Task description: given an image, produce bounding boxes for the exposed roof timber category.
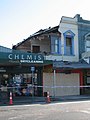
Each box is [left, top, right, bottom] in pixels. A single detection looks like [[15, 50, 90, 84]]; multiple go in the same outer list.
[[13, 25, 60, 48]]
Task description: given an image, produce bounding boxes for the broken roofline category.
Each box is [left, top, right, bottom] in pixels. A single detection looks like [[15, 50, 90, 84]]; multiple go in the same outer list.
[[14, 25, 59, 48]]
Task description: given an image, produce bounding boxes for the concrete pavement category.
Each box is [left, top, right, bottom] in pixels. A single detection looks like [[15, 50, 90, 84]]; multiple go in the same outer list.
[[1, 100, 90, 120], [1, 95, 90, 106]]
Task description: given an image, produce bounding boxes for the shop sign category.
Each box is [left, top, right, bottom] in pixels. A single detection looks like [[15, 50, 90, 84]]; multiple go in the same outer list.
[[31, 67, 35, 72], [0, 52, 44, 63]]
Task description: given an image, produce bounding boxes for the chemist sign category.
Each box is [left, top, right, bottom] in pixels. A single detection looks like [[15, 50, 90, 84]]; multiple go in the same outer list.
[[0, 51, 44, 64]]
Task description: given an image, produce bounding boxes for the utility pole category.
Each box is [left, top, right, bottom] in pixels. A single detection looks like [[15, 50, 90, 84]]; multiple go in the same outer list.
[[53, 69, 56, 98], [31, 66, 35, 103]]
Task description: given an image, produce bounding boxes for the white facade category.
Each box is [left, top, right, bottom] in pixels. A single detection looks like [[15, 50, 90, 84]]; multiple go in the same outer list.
[[43, 15, 81, 97], [58, 15, 79, 62]]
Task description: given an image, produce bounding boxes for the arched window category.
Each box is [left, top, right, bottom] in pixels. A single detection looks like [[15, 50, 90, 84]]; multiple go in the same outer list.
[[85, 33, 90, 52], [63, 30, 75, 55]]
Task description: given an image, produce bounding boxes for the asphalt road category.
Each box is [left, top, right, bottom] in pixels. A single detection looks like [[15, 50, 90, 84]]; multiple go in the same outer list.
[[0, 100, 90, 120]]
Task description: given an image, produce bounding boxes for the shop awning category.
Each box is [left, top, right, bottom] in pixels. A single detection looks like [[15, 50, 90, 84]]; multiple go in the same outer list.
[[43, 60, 53, 65], [53, 60, 90, 69]]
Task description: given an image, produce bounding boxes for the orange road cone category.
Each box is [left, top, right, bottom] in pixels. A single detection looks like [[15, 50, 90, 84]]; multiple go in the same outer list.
[[46, 92, 51, 103], [9, 92, 13, 105]]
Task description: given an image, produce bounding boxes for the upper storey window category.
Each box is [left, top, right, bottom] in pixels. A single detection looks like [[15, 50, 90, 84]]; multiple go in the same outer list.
[[63, 30, 75, 55], [85, 33, 90, 52], [51, 36, 61, 54]]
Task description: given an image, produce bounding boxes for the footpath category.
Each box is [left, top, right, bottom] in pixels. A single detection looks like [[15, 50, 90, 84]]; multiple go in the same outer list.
[[0, 95, 90, 106]]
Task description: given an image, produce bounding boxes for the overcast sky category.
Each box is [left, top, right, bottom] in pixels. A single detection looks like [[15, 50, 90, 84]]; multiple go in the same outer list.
[[0, 0, 90, 48]]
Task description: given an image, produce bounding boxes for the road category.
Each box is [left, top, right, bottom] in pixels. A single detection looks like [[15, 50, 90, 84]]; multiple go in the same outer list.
[[0, 100, 90, 120]]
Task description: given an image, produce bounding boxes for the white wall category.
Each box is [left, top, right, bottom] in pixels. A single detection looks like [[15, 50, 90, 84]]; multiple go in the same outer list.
[[58, 15, 79, 62]]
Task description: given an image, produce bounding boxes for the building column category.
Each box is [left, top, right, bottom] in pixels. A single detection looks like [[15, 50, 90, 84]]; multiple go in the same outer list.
[[79, 70, 84, 95], [37, 67, 43, 96]]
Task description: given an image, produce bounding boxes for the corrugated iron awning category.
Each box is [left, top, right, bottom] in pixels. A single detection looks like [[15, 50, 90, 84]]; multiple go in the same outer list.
[[53, 60, 90, 69]]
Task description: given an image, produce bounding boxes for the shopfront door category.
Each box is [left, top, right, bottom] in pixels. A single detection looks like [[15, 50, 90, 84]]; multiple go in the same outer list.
[[83, 70, 90, 95], [13, 73, 38, 97]]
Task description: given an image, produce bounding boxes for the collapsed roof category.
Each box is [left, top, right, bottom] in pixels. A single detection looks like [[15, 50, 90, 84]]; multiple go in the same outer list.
[[13, 25, 60, 49]]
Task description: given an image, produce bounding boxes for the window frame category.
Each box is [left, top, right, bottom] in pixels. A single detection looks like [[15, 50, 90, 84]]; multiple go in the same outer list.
[[85, 33, 90, 52], [63, 30, 75, 55], [51, 35, 61, 54]]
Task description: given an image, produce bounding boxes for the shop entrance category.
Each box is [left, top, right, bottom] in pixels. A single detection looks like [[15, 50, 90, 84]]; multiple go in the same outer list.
[[13, 73, 38, 97], [0, 66, 43, 104], [0, 50, 44, 103], [83, 70, 90, 95]]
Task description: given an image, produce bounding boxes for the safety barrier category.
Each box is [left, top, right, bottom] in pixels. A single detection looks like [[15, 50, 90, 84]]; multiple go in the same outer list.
[[1, 85, 90, 89], [0, 85, 90, 105]]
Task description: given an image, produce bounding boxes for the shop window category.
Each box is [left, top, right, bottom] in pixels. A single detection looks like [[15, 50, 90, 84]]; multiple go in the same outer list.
[[86, 71, 90, 85], [1, 74, 9, 87], [86, 76, 90, 84], [13, 73, 38, 96]]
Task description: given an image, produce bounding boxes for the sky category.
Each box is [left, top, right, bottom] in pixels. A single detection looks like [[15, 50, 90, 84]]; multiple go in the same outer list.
[[0, 0, 90, 48]]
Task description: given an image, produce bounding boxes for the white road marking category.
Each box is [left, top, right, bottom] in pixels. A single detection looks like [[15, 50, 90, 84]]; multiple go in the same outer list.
[[1, 100, 90, 109], [8, 113, 37, 120], [80, 110, 90, 114], [8, 115, 23, 120], [47, 100, 90, 106]]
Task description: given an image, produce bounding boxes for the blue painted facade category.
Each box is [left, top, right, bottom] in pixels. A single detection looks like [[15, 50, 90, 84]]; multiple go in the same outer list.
[[77, 14, 90, 58]]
